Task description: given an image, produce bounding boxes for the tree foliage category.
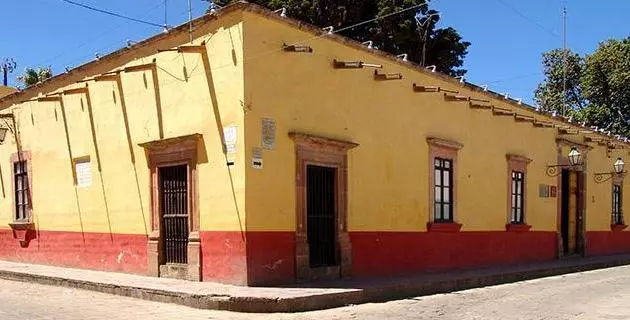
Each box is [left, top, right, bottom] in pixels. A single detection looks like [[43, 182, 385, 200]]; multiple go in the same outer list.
[[534, 38, 630, 136], [211, 0, 470, 76], [534, 49, 584, 114], [16, 66, 52, 87]]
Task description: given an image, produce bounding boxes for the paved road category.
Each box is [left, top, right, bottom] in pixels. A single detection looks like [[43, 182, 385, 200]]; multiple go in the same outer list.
[[2, 265, 630, 319]]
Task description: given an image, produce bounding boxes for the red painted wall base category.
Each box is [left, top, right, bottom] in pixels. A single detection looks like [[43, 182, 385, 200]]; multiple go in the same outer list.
[[200, 231, 247, 284], [242, 231, 559, 284], [587, 231, 630, 256], [350, 231, 558, 277], [0, 229, 147, 274], [9, 229, 624, 286], [247, 231, 295, 286], [0, 229, 250, 284]]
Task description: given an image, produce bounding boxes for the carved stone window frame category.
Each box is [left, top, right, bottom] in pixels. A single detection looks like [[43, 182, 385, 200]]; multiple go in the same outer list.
[[8, 151, 36, 247], [139, 134, 201, 281], [506, 154, 532, 231], [9, 151, 33, 223], [289, 132, 358, 282], [426, 137, 462, 232]]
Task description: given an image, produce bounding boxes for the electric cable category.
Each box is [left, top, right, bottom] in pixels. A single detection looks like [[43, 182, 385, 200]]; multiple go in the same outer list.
[[58, 0, 167, 28]]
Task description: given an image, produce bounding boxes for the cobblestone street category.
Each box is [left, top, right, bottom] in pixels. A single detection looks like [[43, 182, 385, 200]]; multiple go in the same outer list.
[[2, 265, 630, 319]]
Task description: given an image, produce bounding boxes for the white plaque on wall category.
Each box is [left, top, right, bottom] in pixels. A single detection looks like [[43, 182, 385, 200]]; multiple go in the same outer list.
[[75, 159, 92, 188], [223, 125, 238, 154]]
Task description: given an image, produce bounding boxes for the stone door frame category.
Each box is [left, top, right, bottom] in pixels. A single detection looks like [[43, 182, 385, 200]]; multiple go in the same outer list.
[[289, 132, 358, 282], [555, 139, 590, 258], [139, 133, 201, 281]]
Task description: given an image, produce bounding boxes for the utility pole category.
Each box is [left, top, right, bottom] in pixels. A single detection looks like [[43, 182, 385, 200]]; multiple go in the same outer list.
[[562, 5, 567, 117], [188, 0, 193, 43]]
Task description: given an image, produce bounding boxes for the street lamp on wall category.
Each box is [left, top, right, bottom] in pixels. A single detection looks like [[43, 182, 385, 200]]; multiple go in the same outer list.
[[546, 147, 583, 176], [594, 157, 626, 183]]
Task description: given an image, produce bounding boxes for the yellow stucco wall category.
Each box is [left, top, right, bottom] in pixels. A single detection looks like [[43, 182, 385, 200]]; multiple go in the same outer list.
[[586, 146, 630, 231], [0, 7, 626, 239], [241, 12, 627, 233], [0, 11, 246, 235]]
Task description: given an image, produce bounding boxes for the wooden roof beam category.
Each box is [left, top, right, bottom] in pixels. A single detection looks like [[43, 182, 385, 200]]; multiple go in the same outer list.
[[492, 106, 515, 116], [584, 135, 603, 143], [514, 114, 535, 122], [533, 120, 554, 128], [444, 93, 470, 102], [469, 101, 493, 109], [412, 83, 439, 92]]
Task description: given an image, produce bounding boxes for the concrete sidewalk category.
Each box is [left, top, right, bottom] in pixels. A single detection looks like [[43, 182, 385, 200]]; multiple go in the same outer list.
[[1, 254, 630, 313]]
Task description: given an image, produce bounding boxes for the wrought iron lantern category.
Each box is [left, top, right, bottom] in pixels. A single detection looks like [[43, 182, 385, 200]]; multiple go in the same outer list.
[[547, 147, 582, 176], [614, 158, 625, 174], [568, 147, 582, 166], [594, 157, 626, 183]]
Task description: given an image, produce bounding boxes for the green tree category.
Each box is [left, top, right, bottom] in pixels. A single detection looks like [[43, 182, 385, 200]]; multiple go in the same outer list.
[[534, 38, 630, 136], [580, 38, 630, 136], [211, 0, 470, 76], [16, 66, 52, 87], [534, 49, 584, 114]]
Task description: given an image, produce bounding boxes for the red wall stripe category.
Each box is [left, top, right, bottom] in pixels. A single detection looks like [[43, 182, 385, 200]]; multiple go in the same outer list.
[[586, 231, 630, 256], [0, 229, 147, 274]]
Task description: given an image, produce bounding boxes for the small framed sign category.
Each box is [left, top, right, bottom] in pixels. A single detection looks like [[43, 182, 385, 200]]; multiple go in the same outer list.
[[549, 186, 557, 198], [74, 156, 92, 188], [252, 147, 263, 169], [539, 184, 549, 198]]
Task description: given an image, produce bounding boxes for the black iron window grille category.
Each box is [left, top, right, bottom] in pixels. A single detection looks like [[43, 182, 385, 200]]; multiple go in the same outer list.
[[434, 158, 453, 222], [14, 161, 29, 221], [160, 165, 189, 264], [306, 165, 338, 268], [511, 171, 525, 224], [612, 184, 624, 225]]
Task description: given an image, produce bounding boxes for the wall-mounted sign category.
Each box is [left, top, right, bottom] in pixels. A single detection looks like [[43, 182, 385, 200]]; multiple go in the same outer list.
[[75, 158, 92, 188], [261, 118, 276, 150], [538, 184, 557, 198], [252, 147, 263, 169], [549, 186, 557, 198], [223, 125, 237, 154], [539, 184, 549, 198], [252, 158, 263, 169]]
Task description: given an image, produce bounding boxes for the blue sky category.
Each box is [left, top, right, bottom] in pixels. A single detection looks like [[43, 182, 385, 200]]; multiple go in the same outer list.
[[1, 0, 628, 105]]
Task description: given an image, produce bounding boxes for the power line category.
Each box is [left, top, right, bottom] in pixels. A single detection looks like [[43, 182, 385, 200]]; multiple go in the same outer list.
[[334, 2, 429, 34], [493, 0, 560, 39], [486, 72, 543, 84], [58, 0, 167, 28]]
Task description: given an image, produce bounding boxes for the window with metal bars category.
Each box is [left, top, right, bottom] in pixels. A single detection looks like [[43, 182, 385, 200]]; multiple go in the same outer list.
[[510, 171, 525, 224], [612, 184, 624, 225], [434, 158, 453, 222], [14, 160, 30, 221]]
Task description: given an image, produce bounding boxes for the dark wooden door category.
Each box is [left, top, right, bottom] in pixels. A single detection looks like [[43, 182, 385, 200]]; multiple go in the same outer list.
[[561, 170, 581, 255], [306, 165, 338, 268], [159, 165, 189, 264]]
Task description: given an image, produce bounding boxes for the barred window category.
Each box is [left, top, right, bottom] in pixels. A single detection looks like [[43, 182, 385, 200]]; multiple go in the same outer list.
[[434, 158, 453, 222], [511, 171, 525, 223], [14, 160, 29, 221], [612, 184, 623, 225]]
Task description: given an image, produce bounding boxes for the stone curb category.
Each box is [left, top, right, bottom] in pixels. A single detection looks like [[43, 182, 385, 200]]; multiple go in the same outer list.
[[1, 258, 630, 313]]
